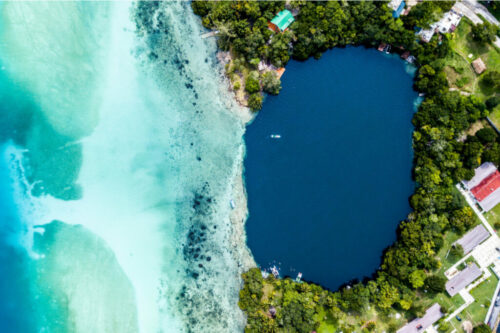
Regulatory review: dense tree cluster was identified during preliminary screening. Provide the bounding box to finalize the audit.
[194,1,497,332]
[473,323,492,333]
[482,71,500,91]
[261,71,282,95]
[192,1,291,66]
[471,21,500,45]
[403,1,454,29]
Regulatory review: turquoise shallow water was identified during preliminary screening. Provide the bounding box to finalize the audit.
[245,47,417,289]
[0,2,248,332]
[0,144,36,333]
[1,2,419,331]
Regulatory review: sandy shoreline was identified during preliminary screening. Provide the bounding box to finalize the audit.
[227,103,256,273]
[228,145,256,272]
[215,52,257,272]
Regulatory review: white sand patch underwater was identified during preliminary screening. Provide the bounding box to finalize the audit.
[0,1,253,332]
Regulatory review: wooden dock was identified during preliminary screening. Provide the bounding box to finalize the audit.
[201,30,218,39]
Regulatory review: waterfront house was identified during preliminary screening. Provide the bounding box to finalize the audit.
[437,10,462,34]
[454,225,490,254]
[472,58,487,74]
[397,303,443,333]
[275,67,286,79]
[418,10,462,43]
[268,10,295,33]
[401,51,416,63]
[418,25,437,43]
[462,162,500,212]
[445,263,482,296]
[388,0,406,18]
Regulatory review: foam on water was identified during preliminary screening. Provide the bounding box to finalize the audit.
[0,2,250,332]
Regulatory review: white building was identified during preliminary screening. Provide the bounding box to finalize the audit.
[418,10,462,43]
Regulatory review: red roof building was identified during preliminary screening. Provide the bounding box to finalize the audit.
[471,170,500,201]
[464,163,500,212]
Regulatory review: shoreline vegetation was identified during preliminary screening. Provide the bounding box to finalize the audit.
[193,1,500,332]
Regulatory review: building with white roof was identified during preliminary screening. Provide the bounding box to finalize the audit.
[418,10,462,43]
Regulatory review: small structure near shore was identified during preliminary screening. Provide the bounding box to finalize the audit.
[268,9,294,33]
[472,58,487,74]
[401,51,416,64]
[275,67,285,79]
[377,43,391,53]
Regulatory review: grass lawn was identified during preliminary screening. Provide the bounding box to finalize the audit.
[464,269,499,324]
[316,309,336,333]
[316,306,405,333]
[435,231,462,275]
[443,51,476,92]
[488,108,500,129]
[446,18,500,125]
[449,19,500,85]
[484,203,500,237]
[448,316,467,333]
[443,270,498,332]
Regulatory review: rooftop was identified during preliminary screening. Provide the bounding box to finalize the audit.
[397,303,443,333]
[418,10,462,43]
[463,162,497,190]
[418,25,437,43]
[472,58,487,74]
[388,0,404,11]
[467,165,500,212]
[437,11,462,34]
[471,170,500,202]
[445,263,482,296]
[477,186,500,212]
[454,224,490,254]
[270,10,294,32]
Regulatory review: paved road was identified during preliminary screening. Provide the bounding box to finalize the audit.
[485,281,500,326]
[458,0,500,48]
[462,0,499,26]
[456,184,497,236]
[455,1,483,25]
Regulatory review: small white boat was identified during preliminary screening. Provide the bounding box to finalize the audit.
[296,272,302,282]
[270,134,281,139]
[229,199,236,209]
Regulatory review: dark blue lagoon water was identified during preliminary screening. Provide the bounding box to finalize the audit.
[244,47,417,290]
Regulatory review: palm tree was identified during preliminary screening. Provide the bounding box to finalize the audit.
[214,21,235,51]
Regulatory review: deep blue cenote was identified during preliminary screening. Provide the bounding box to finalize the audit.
[244,47,418,290]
